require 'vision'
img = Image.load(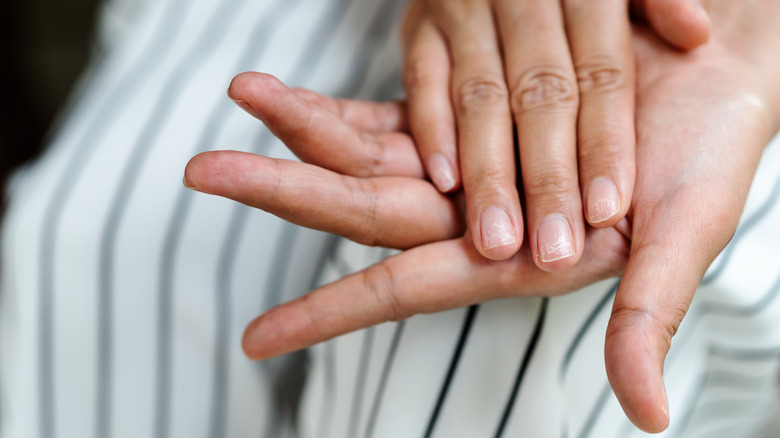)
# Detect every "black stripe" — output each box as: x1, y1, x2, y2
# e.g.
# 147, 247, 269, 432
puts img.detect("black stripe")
35, 0, 191, 436
91, 1, 253, 437
669, 359, 712, 438
363, 319, 406, 438
558, 282, 619, 438
328, 241, 375, 438
260, 0, 405, 434
261, 235, 342, 438
669, 350, 780, 438
347, 327, 376, 438
699, 269, 780, 318
199, 0, 362, 434
332, 0, 406, 99
685, 398, 774, 437
298, 237, 351, 438
209, 204, 248, 438
666, 267, 780, 370
423, 305, 480, 438
560, 281, 619, 380
702, 170, 780, 285
315, 340, 339, 438
577, 385, 612, 438
704, 368, 776, 391
261, 223, 302, 313
709, 343, 780, 361
689, 367, 778, 432
285, 53, 404, 438
156, 0, 363, 434
210, 130, 277, 438
300, 236, 343, 438
495, 298, 550, 437
371, 66, 404, 102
